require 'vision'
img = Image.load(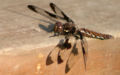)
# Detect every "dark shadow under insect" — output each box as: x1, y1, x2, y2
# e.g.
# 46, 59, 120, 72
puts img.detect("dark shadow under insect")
38, 24, 54, 33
